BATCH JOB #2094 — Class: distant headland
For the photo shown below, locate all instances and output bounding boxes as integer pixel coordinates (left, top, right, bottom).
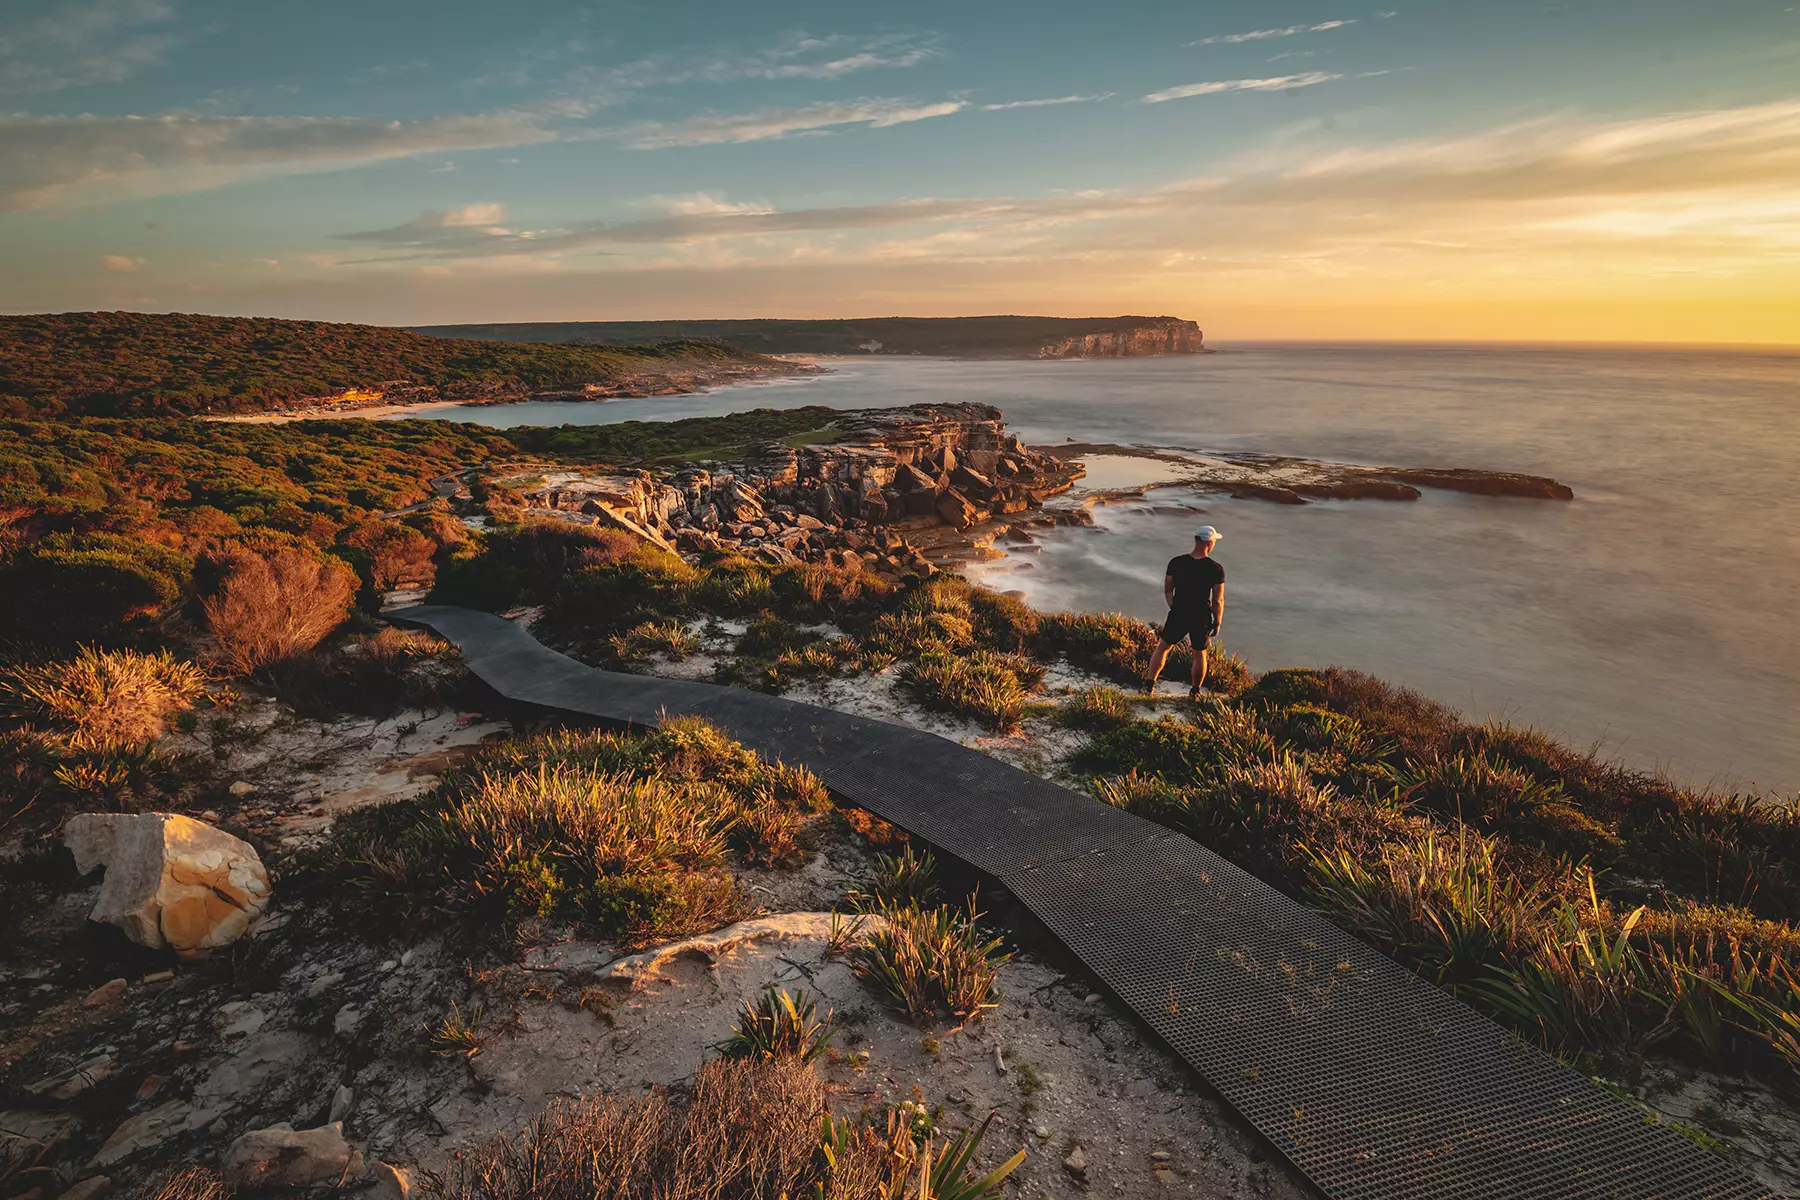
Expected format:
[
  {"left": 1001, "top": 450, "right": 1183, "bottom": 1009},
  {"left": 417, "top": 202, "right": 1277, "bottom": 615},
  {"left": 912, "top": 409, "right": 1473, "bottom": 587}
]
[{"left": 408, "top": 315, "right": 1206, "bottom": 359}]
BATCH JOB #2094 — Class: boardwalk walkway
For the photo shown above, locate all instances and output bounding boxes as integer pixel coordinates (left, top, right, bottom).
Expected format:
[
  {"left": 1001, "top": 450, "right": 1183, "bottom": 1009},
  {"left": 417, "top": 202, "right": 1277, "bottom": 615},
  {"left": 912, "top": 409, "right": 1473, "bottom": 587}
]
[{"left": 395, "top": 604, "right": 1770, "bottom": 1200}]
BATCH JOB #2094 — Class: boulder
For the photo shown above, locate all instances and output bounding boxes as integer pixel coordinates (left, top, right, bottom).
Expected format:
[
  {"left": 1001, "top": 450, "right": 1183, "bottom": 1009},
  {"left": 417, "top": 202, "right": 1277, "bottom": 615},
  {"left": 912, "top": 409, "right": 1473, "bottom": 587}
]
[
  {"left": 935, "top": 489, "right": 982, "bottom": 531},
  {"left": 65, "top": 813, "right": 271, "bottom": 953},
  {"left": 222, "top": 1123, "right": 355, "bottom": 1191}
]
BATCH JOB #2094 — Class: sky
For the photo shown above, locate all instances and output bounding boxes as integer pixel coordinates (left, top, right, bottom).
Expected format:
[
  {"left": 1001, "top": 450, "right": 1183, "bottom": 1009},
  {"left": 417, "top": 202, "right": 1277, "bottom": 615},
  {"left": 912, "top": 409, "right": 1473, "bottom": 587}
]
[{"left": 1, "top": 0, "right": 1796, "bottom": 341}]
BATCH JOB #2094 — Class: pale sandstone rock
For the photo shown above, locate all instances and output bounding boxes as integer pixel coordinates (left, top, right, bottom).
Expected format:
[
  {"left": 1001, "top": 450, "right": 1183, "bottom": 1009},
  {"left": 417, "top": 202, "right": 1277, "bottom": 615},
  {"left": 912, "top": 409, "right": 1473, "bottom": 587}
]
[
  {"left": 65, "top": 813, "right": 270, "bottom": 952},
  {"left": 222, "top": 1122, "right": 353, "bottom": 1190}
]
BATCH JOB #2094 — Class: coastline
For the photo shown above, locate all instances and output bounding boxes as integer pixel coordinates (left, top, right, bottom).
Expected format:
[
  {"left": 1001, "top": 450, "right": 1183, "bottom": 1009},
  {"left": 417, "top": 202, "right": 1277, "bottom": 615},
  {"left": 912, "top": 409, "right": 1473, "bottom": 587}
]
[{"left": 207, "top": 358, "right": 827, "bottom": 424}]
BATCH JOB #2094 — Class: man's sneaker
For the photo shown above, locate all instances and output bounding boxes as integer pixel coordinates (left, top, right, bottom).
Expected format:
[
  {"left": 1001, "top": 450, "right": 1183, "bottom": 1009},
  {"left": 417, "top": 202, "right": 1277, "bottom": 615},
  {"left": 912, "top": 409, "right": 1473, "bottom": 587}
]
[{"left": 1187, "top": 685, "right": 1202, "bottom": 701}]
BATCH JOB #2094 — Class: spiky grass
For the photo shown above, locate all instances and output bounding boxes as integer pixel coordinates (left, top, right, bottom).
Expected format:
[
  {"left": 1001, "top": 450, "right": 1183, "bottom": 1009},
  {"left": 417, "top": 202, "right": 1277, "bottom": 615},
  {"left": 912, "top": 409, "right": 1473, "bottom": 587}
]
[
  {"left": 2, "top": 647, "right": 206, "bottom": 751},
  {"left": 851, "top": 900, "right": 1008, "bottom": 1023},
  {"left": 715, "top": 987, "right": 837, "bottom": 1064}
]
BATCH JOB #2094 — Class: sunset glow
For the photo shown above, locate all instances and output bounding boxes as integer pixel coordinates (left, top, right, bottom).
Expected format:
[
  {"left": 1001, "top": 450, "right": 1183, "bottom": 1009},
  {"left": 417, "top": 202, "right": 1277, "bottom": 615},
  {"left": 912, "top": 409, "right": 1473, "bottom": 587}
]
[{"left": 2, "top": 0, "right": 1795, "bottom": 341}]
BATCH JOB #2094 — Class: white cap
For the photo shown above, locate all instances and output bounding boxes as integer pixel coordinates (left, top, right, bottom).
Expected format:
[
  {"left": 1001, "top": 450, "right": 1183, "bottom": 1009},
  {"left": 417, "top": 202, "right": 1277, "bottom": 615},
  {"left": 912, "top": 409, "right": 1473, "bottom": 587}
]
[{"left": 1194, "top": 525, "right": 1221, "bottom": 543}]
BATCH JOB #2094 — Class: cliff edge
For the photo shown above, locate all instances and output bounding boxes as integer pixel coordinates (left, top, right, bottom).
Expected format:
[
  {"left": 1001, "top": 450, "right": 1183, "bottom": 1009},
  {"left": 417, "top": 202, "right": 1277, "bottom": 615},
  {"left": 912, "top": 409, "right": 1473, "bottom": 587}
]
[{"left": 408, "top": 315, "right": 1206, "bottom": 360}]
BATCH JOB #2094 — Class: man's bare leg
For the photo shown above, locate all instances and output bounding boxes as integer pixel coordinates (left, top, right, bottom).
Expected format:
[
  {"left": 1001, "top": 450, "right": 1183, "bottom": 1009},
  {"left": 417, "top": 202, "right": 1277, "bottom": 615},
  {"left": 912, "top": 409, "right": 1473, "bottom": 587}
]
[
  {"left": 1189, "top": 647, "right": 1209, "bottom": 696},
  {"left": 1146, "top": 640, "right": 1176, "bottom": 692}
]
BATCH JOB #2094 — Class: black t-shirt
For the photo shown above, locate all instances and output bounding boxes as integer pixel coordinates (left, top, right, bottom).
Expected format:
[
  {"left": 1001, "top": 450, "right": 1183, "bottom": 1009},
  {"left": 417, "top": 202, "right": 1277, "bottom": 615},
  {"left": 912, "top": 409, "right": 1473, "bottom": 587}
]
[{"left": 1165, "top": 554, "right": 1224, "bottom": 615}]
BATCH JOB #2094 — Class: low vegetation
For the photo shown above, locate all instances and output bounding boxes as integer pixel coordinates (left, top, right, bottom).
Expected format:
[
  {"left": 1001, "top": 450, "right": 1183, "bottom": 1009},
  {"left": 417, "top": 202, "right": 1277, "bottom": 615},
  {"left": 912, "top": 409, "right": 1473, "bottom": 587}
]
[
  {"left": 1081, "top": 665, "right": 1800, "bottom": 1086},
  {"left": 850, "top": 900, "right": 1009, "bottom": 1024},
  {"left": 716, "top": 987, "right": 838, "bottom": 1064},
  {"left": 326, "top": 719, "right": 829, "bottom": 944},
  {"left": 426, "top": 1056, "right": 1022, "bottom": 1200},
  {"left": 0, "top": 311, "right": 786, "bottom": 417}
]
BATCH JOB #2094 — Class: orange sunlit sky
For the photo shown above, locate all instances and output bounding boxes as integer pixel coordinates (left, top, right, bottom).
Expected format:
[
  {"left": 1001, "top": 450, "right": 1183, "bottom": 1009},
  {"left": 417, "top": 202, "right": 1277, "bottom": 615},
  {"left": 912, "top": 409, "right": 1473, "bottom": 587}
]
[{"left": 2, "top": 0, "right": 1796, "bottom": 341}]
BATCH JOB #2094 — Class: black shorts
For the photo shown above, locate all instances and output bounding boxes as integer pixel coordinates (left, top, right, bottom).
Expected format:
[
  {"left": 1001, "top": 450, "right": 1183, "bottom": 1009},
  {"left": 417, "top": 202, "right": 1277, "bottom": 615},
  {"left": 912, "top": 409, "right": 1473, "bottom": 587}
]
[{"left": 1159, "top": 609, "right": 1215, "bottom": 647}]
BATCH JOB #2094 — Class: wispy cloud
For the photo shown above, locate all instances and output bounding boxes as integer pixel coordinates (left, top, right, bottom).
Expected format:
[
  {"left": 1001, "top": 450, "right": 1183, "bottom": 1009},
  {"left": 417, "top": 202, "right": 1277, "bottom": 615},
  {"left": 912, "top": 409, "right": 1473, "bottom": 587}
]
[
  {"left": 330, "top": 99, "right": 1800, "bottom": 304},
  {"left": 1190, "top": 19, "right": 1356, "bottom": 46},
  {"left": 0, "top": 0, "right": 181, "bottom": 95},
  {"left": 604, "top": 98, "right": 967, "bottom": 149},
  {"left": 525, "top": 31, "right": 942, "bottom": 115},
  {"left": 0, "top": 112, "right": 554, "bottom": 210},
  {"left": 642, "top": 193, "right": 777, "bottom": 216},
  {"left": 99, "top": 253, "right": 145, "bottom": 271},
  {"left": 981, "top": 94, "right": 1112, "bottom": 111},
  {"left": 1142, "top": 72, "right": 1343, "bottom": 103}
]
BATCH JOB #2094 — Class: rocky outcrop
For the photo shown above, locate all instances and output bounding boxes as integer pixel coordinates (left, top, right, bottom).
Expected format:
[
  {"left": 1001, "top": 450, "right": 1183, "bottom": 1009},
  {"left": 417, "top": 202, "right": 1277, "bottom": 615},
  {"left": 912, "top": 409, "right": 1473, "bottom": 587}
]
[
  {"left": 516, "top": 404, "right": 1082, "bottom": 575},
  {"left": 1038, "top": 318, "right": 1203, "bottom": 358},
  {"left": 65, "top": 813, "right": 271, "bottom": 953}
]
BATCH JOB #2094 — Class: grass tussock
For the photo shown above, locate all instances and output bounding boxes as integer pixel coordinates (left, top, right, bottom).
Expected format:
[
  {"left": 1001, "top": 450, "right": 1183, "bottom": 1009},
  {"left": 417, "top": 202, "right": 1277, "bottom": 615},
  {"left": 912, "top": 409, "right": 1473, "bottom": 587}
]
[
  {"left": 328, "top": 718, "right": 828, "bottom": 944},
  {"left": 0, "top": 646, "right": 207, "bottom": 822},
  {"left": 426, "top": 1056, "right": 1021, "bottom": 1200},
  {"left": 900, "top": 649, "right": 1043, "bottom": 732},
  {"left": 1, "top": 646, "right": 205, "bottom": 750},
  {"left": 850, "top": 900, "right": 1009, "bottom": 1024},
  {"left": 716, "top": 987, "right": 837, "bottom": 1064}
]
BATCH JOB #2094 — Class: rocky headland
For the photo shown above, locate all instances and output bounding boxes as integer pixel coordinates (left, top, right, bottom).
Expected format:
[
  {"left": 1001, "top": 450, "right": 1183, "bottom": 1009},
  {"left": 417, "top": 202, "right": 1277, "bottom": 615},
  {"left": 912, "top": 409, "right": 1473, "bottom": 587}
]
[
  {"left": 502, "top": 403, "right": 1091, "bottom": 577},
  {"left": 408, "top": 315, "right": 1207, "bottom": 359}
]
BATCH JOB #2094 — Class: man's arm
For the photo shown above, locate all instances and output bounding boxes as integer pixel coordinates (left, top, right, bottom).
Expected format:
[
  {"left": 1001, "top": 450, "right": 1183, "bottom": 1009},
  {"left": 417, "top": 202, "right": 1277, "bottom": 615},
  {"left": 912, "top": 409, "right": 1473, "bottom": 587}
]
[
  {"left": 1211, "top": 584, "right": 1225, "bottom": 632},
  {"left": 1164, "top": 574, "right": 1176, "bottom": 609}
]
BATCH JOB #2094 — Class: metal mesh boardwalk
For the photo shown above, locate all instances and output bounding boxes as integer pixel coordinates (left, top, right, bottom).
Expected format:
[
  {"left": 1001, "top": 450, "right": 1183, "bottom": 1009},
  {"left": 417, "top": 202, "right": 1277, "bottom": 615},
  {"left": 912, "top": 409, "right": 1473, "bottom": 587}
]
[{"left": 395, "top": 604, "right": 1772, "bottom": 1200}]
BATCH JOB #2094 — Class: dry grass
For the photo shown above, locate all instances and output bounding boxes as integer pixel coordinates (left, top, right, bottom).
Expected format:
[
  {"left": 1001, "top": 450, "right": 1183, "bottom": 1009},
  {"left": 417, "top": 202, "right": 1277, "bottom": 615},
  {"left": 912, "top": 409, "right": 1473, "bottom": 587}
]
[
  {"left": 900, "top": 650, "right": 1042, "bottom": 732},
  {"left": 202, "top": 547, "right": 356, "bottom": 674},
  {"left": 0, "top": 646, "right": 205, "bottom": 751},
  {"left": 146, "top": 1167, "right": 227, "bottom": 1200},
  {"left": 427, "top": 1057, "right": 1021, "bottom": 1200}
]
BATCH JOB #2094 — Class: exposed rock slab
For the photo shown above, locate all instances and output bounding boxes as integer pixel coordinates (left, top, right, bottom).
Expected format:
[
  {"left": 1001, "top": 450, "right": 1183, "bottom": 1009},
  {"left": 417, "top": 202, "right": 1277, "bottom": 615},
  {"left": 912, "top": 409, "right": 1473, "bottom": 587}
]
[{"left": 222, "top": 1122, "right": 356, "bottom": 1190}]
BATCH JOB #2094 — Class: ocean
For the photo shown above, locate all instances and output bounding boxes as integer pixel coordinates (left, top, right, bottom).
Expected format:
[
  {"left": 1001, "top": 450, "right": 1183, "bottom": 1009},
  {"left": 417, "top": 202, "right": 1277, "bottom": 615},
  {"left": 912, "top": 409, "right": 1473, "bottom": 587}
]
[{"left": 400, "top": 343, "right": 1800, "bottom": 792}]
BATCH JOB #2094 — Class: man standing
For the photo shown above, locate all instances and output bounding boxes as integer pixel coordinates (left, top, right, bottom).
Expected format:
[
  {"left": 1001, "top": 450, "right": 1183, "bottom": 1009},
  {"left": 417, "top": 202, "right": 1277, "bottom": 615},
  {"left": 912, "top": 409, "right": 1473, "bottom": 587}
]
[{"left": 1147, "top": 525, "right": 1225, "bottom": 700}]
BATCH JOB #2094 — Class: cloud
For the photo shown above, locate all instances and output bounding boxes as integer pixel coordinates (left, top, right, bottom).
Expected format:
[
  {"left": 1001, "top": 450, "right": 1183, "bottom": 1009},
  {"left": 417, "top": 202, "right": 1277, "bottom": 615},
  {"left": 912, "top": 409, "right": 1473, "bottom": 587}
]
[
  {"left": 1142, "top": 72, "right": 1343, "bottom": 103},
  {"left": 530, "top": 31, "right": 942, "bottom": 115},
  {"left": 99, "top": 253, "right": 145, "bottom": 271},
  {"left": 604, "top": 98, "right": 967, "bottom": 149},
  {"left": 326, "top": 98, "right": 1800, "bottom": 304},
  {"left": 0, "top": 0, "right": 180, "bottom": 95},
  {"left": 981, "top": 94, "right": 1112, "bottom": 111},
  {"left": 643, "top": 193, "right": 777, "bottom": 216},
  {"left": 0, "top": 112, "right": 555, "bottom": 210},
  {"left": 1190, "top": 19, "right": 1356, "bottom": 46}
]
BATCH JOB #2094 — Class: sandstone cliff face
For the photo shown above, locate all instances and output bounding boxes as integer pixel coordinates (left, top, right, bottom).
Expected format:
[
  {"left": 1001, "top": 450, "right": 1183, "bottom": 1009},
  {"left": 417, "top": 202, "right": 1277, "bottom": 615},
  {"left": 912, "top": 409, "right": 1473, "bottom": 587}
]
[
  {"left": 518, "top": 404, "right": 1082, "bottom": 573},
  {"left": 1038, "top": 318, "right": 1202, "bottom": 358}
]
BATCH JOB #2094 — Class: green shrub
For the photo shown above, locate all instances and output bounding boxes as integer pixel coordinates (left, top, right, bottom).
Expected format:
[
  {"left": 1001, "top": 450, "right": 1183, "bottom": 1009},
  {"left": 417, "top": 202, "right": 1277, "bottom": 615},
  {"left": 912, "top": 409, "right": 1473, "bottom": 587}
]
[
  {"left": 1071, "top": 707, "right": 1276, "bottom": 781},
  {"left": 1307, "top": 830, "right": 1555, "bottom": 988},
  {"left": 1401, "top": 751, "right": 1564, "bottom": 828},
  {"left": 1037, "top": 611, "right": 1159, "bottom": 684},
  {"left": 608, "top": 620, "right": 699, "bottom": 668},
  {"left": 0, "top": 533, "right": 192, "bottom": 642},
  {"left": 866, "top": 844, "right": 940, "bottom": 907}
]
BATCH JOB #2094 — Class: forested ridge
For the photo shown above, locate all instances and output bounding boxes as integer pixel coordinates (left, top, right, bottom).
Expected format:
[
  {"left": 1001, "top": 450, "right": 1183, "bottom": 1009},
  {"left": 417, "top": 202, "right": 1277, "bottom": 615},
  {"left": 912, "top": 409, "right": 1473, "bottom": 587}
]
[{"left": 0, "top": 311, "right": 780, "bottom": 417}]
